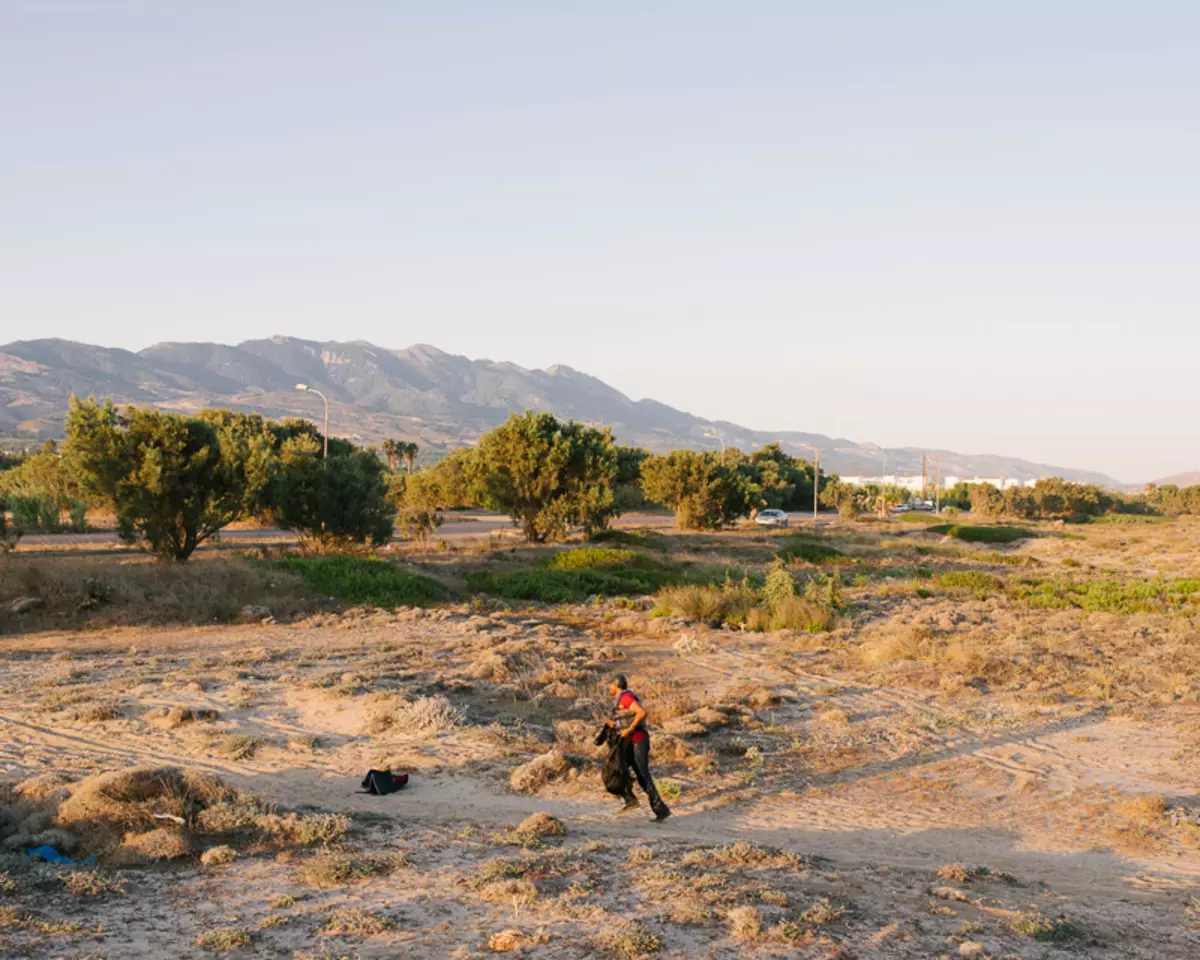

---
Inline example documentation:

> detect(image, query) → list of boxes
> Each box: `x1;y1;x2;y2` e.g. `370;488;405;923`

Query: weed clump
276;555;445;607
927;524;1035;544
776;536;845;565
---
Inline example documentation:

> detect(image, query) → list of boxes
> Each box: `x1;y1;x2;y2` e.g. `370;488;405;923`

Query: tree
468;411;618;541
382;439;398;473
269;436;394;551
401;442;419;475
64;398;250;561
393;470;446;541
969;483;1005;518
640;450;751;530
0;440;89;533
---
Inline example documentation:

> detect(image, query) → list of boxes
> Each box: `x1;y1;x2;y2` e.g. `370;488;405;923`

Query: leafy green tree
640;450;751;529
269;435;395;551
393;470;446;541
468;411;618;541
64;399;250;561
969;483;1005;518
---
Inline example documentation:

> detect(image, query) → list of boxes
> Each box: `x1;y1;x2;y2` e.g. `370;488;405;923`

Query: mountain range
0;336;1124;486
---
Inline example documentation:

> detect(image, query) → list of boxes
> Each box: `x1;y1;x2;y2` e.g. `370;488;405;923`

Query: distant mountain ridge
0;336;1123;486
1153;471;1200;488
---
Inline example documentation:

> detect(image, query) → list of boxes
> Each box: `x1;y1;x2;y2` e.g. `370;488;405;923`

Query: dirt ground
3;519;1200;958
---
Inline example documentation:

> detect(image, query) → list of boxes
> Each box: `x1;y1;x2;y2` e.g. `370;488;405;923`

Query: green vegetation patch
926;524;1036;544
776;535;847;565
937;570;1004;598
589;528;669;550
467;566;678;602
276;555;445;607
469;546;687;601
545;547;658;571
1015;576;1200;615
1090;513;1172;525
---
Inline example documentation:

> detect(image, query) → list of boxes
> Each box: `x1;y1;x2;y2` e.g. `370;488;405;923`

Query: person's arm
621;701;647;739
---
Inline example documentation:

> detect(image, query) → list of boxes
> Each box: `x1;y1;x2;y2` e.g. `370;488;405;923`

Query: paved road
12;510;836;555
12;511;678;552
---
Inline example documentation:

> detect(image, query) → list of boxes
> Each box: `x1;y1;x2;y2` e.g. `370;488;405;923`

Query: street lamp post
295;384;329;460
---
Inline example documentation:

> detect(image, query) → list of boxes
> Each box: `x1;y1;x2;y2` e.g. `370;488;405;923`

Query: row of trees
0;399;397;560
389;418;826;540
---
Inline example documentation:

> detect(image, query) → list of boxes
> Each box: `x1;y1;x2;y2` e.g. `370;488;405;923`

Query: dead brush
320;906;394;936
0;554;313;632
296;848;405;888
55;766;235;849
148;705;220;730
363;694;465;735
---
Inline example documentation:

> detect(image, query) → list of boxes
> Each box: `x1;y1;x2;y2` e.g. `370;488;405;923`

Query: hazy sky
3;3;1198;482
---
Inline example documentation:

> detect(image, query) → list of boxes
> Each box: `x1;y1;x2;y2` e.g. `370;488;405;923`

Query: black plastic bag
360;769;408;795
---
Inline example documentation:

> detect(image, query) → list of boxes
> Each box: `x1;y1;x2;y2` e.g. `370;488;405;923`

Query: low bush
1015;576;1200;614
776;535;846;565
926;524;1035;544
656;567;840;633
545;547;654;570
467;564;677;602
276;555;445;607
937;571;1004;598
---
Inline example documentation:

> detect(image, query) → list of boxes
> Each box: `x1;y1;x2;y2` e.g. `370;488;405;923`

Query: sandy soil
3;599;1200;958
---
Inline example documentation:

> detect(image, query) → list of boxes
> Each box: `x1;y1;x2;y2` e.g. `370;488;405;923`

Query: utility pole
921;451;927;501
813;447;820;521
933;455;942;514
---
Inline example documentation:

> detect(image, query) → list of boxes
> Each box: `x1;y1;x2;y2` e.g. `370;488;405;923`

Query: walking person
607;673;671;822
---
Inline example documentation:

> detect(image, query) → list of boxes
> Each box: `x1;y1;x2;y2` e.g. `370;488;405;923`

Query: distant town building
839;475;1039;490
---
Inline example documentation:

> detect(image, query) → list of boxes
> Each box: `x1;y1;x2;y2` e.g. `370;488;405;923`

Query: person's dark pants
622;736;669;816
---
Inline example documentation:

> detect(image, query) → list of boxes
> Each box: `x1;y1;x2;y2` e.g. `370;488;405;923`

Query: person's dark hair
611;673;628;690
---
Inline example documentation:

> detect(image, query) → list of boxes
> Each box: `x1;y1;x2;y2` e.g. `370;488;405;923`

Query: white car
755;509;790;527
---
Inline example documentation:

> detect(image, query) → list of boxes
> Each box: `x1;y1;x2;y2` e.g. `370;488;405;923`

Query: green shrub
776;535;845;565
1015;576;1200;614
655;581;757;625
467;563;676;602
277;556;445;607
545;547;653;570
926;524;1035;544
937;570;1004;598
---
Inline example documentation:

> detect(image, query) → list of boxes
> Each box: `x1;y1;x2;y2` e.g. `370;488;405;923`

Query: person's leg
632;738;670;818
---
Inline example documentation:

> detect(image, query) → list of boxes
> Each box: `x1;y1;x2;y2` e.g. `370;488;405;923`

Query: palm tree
402;442;419;475
382;439;398;473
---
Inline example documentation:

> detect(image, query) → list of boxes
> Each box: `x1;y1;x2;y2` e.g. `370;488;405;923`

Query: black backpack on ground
594;725;630;797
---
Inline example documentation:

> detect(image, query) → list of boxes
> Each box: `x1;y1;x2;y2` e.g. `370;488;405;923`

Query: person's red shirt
617;690;649;743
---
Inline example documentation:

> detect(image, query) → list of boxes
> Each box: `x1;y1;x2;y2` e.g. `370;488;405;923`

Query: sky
2;3;1198;483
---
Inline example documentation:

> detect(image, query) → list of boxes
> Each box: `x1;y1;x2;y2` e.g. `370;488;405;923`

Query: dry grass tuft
515;812;565;839
321;906;394;936
200;845;237;866
149;705;220;730
597;919;662;958
195;927;252;952
119;826;191;862
479;878;538;906
510;749;578;794
295;849;403;887
56;766;234;850
61;871;126;897
727;905;763;941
